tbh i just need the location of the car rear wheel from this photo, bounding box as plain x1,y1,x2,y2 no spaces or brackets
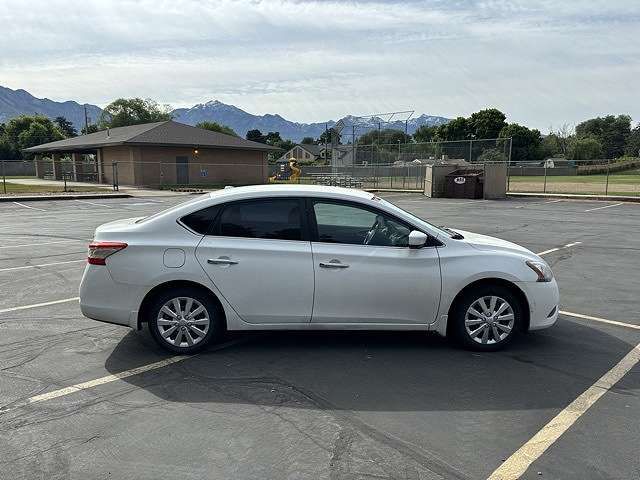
148,288,223,354
450,285,522,351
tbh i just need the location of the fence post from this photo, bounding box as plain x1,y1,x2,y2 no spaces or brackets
605,158,610,195
1,159,6,195
112,162,119,191
506,161,511,193
543,162,548,193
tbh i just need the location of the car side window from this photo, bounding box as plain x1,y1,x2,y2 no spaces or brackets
215,199,302,241
313,201,410,247
180,205,221,234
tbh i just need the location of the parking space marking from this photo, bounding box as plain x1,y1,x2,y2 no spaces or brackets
488,341,640,480
0,239,79,249
0,259,85,272
0,296,79,314
515,199,563,209
560,310,640,330
1,337,249,412
536,241,581,256
74,199,112,208
584,202,624,212
12,201,45,211
119,202,160,206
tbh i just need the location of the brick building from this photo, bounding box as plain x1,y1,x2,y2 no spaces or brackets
24,120,279,187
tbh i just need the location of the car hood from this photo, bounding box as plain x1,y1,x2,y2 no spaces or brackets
452,229,537,258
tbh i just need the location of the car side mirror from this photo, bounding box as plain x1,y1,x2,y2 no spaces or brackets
408,230,428,249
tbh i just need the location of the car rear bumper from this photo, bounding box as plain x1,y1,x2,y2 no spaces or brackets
79,265,141,329
516,279,559,330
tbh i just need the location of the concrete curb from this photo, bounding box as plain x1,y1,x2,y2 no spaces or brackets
507,192,640,203
0,193,131,202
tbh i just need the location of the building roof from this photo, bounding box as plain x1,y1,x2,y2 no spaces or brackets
24,120,280,153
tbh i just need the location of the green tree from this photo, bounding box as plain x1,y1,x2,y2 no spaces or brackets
575,115,631,158
468,108,507,139
624,123,640,157
568,136,603,160
413,125,439,143
54,116,77,137
3,115,63,159
81,124,99,135
246,129,266,143
357,128,411,145
477,148,507,163
319,129,340,145
99,98,172,128
499,123,542,162
300,136,315,145
436,117,470,141
195,121,238,137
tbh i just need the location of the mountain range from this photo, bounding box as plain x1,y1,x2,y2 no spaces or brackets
0,86,449,142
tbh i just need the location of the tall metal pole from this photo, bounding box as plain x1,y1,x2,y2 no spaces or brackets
605,158,610,195
469,139,473,163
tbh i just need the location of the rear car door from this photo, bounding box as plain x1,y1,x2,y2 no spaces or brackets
195,197,314,324
309,199,441,325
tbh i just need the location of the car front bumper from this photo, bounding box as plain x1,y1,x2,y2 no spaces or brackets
516,278,559,331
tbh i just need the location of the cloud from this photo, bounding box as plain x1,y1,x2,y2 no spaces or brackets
0,0,638,130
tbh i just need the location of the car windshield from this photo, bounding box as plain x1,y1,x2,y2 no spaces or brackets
377,197,453,238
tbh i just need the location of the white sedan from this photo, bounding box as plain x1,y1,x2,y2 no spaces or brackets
80,185,559,353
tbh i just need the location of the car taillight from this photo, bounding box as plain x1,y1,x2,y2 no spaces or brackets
88,241,128,265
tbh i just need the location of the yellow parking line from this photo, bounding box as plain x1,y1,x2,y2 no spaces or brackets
488,342,640,480
560,310,640,330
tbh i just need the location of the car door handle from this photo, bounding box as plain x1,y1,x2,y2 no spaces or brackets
319,261,349,269
207,258,238,265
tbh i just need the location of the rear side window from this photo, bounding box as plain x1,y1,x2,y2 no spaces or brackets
216,199,302,241
180,205,221,234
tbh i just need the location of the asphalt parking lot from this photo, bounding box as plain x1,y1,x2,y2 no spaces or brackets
0,193,638,480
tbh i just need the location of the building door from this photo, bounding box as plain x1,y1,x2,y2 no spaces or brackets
176,156,189,184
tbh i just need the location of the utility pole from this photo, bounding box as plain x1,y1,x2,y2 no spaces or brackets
84,105,89,134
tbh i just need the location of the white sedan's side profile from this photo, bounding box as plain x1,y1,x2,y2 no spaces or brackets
80,185,559,353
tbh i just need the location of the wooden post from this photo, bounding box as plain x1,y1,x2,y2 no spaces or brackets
96,149,103,183
34,154,41,178
71,152,79,181
52,153,61,180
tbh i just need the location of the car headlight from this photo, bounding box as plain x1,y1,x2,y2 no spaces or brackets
526,260,554,282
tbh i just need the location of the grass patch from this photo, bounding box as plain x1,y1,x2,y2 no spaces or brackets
0,182,105,194
509,173,640,184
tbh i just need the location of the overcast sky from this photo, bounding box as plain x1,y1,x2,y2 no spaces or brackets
1,0,638,131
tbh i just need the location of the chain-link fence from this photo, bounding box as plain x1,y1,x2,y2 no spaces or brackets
8,143,637,198
507,158,640,196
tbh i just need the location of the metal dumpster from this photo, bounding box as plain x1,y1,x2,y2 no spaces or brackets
444,169,484,199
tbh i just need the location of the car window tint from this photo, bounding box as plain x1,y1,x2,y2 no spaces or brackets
313,202,410,247
180,205,221,234
218,199,302,240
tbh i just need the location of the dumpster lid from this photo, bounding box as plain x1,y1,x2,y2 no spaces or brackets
446,169,484,177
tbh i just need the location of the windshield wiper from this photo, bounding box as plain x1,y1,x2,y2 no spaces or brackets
439,226,464,240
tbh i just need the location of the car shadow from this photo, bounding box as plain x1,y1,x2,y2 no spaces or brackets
104,318,639,413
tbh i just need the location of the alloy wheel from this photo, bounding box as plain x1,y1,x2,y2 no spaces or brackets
464,295,515,345
156,297,210,348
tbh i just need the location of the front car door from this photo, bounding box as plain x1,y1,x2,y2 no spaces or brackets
309,199,441,325
195,197,314,324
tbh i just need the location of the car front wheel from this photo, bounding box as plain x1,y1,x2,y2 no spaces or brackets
451,285,523,351
147,288,223,354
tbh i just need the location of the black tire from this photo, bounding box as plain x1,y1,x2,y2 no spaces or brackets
449,284,523,352
147,287,224,354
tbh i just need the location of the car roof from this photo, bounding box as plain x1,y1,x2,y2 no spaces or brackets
207,184,375,202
